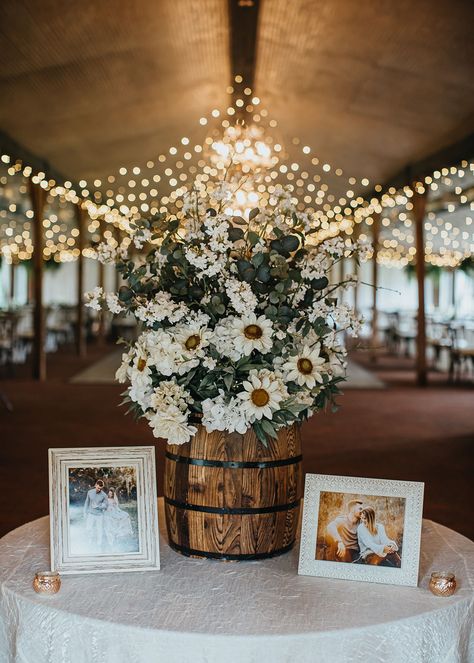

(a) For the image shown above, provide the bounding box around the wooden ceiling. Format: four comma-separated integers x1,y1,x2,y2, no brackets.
0,0,473,187
0,0,229,180
256,0,474,188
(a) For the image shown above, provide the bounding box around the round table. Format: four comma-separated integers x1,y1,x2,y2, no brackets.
0,501,473,663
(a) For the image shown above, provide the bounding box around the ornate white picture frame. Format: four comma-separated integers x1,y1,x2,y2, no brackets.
49,447,160,574
298,474,424,586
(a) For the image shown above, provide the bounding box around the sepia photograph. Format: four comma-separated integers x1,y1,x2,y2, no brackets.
315,491,405,567
299,474,424,586
68,466,139,556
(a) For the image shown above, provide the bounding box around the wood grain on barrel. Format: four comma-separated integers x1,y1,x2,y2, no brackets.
164,425,303,559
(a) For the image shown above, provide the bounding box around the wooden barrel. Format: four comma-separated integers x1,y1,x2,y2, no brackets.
164,424,303,560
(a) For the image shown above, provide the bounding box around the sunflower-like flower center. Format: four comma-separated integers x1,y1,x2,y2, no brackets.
137,357,147,372
251,388,270,407
297,358,313,375
244,324,263,340
185,334,201,350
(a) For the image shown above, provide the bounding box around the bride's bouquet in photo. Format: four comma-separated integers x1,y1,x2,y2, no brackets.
86,180,370,446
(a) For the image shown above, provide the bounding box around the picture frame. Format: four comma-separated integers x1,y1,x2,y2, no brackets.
298,474,424,586
49,446,160,574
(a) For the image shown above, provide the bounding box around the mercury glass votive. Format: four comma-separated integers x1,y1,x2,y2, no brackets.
33,571,61,595
429,571,457,597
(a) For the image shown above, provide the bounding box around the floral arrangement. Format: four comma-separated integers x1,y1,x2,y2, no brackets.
86,182,370,446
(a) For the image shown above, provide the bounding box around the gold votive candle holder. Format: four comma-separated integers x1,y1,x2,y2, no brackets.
429,571,457,597
33,571,61,596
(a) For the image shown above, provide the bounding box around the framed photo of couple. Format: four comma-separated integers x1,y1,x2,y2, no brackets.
298,474,424,586
49,447,160,574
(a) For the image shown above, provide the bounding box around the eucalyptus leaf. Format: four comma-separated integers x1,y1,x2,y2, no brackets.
228,227,244,242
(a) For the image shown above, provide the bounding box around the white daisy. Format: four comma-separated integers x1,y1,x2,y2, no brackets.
173,324,211,357
282,344,326,389
231,314,273,357
237,370,286,422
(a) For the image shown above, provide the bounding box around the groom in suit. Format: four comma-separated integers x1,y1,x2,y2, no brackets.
83,479,108,551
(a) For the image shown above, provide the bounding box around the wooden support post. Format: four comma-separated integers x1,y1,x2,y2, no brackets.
414,189,428,386
76,205,86,357
9,261,15,303
338,256,344,303
353,256,359,317
28,180,46,381
97,219,105,345
451,269,456,316
371,213,380,361
114,226,121,292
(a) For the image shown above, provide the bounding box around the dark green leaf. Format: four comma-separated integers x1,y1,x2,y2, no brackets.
281,235,300,253
228,227,245,241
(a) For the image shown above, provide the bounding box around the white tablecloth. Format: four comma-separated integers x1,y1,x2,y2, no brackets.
0,501,473,663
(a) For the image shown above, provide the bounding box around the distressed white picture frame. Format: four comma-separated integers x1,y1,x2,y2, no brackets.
49,447,160,574
298,474,424,586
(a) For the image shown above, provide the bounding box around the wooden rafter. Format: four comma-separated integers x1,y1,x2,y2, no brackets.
367,132,474,199
228,0,261,109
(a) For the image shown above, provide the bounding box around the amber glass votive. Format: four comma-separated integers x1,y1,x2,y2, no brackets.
429,571,457,597
33,571,61,595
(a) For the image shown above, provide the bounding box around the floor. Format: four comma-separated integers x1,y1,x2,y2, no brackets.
0,345,473,540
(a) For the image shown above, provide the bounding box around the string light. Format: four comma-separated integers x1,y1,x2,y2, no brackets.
1,85,473,269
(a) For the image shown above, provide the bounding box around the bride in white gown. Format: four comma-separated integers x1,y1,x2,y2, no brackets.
104,487,133,546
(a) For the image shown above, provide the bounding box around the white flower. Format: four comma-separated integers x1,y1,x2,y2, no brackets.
105,293,124,315
321,236,345,258
210,181,233,202
331,304,363,337
231,314,273,357
128,355,153,410
133,228,152,249
226,277,258,315
173,324,211,357
204,216,232,253
185,245,227,277
135,292,188,327
139,330,182,376
290,283,308,305
146,406,197,445
355,238,373,261
301,252,330,281
211,317,242,362
115,348,134,383
309,300,331,323
149,380,192,413
202,392,250,434
202,356,217,370
325,352,347,378
84,286,103,311
282,344,326,389
237,370,287,422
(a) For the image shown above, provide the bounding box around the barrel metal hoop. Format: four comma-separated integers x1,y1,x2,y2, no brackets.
165,451,303,470
168,539,295,561
164,496,301,515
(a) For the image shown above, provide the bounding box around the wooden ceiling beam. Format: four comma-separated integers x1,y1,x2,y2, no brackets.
367,131,474,199
0,129,73,186
228,0,261,110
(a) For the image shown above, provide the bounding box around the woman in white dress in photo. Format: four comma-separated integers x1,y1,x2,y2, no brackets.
357,506,401,567
104,487,133,548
